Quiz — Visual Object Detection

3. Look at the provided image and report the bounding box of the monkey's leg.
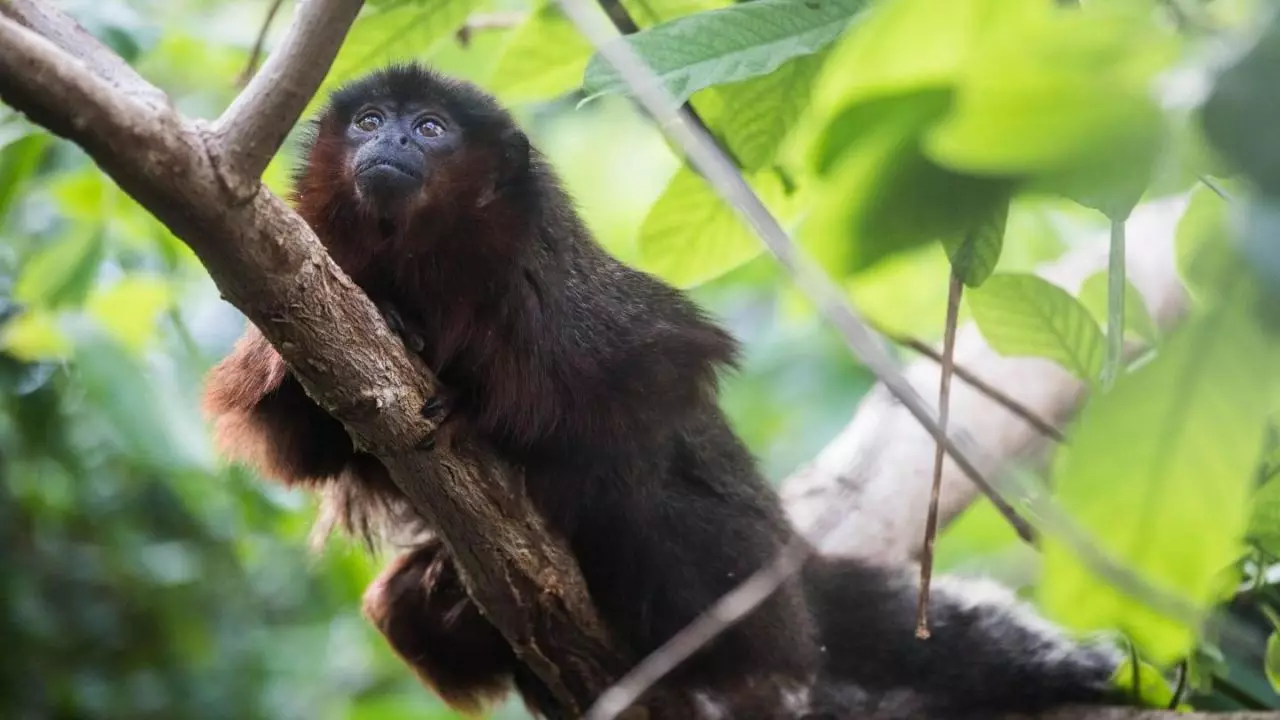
[363,539,561,718]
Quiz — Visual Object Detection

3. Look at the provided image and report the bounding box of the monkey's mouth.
[356,159,423,181]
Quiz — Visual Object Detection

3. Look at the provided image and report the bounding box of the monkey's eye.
[415,117,446,138]
[354,111,383,132]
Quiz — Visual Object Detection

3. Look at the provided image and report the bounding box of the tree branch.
[0,0,167,109]
[214,0,365,187]
[0,2,625,714]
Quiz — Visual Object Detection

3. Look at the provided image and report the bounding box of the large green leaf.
[637,167,796,287]
[488,5,595,102]
[1078,271,1158,344]
[805,91,1010,276]
[1039,303,1277,665]
[698,51,828,172]
[922,2,1177,220]
[967,272,1105,381]
[581,0,866,105]
[308,0,482,115]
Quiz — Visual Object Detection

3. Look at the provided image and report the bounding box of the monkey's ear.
[478,126,531,208]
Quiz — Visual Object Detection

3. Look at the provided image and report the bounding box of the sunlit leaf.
[1039,302,1277,665]
[923,3,1177,220]
[809,0,982,119]
[582,0,866,105]
[638,167,797,287]
[85,277,176,354]
[14,230,105,309]
[1251,475,1280,559]
[942,197,1007,288]
[488,5,594,102]
[311,0,482,114]
[0,309,72,361]
[967,273,1105,381]
[1078,271,1158,344]
[1175,182,1241,304]
[1111,654,1178,709]
[805,91,1011,276]
[699,51,827,171]
[623,0,732,25]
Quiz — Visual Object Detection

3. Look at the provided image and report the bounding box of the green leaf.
[622,0,732,26]
[1111,654,1178,709]
[637,167,796,288]
[1201,11,1280,200]
[1039,302,1277,665]
[809,0,985,119]
[85,277,175,354]
[922,3,1177,220]
[805,91,1011,276]
[1175,183,1241,304]
[0,309,73,362]
[488,5,594,102]
[1250,475,1280,557]
[582,0,867,106]
[1267,632,1280,693]
[967,273,1105,380]
[698,51,827,171]
[0,132,49,225]
[14,230,105,309]
[942,197,1007,288]
[1078,271,1158,344]
[310,0,481,114]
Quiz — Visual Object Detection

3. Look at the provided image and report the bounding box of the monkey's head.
[296,63,532,224]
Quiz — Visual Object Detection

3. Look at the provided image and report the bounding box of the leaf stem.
[1102,218,1126,389]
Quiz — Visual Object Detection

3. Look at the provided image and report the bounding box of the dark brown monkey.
[204,64,1126,719]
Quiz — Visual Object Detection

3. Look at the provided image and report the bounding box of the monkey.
[203,63,1127,719]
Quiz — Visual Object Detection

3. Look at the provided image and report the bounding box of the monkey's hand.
[378,301,426,354]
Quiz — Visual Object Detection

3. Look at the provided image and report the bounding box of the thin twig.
[1200,175,1232,202]
[915,272,963,639]
[213,0,365,189]
[237,0,286,87]
[874,322,1067,443]
[1102,218,1127,390]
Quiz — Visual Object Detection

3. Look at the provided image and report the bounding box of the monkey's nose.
[397,134,411,147]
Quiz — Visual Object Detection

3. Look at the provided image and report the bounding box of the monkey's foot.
[378,301,426,353]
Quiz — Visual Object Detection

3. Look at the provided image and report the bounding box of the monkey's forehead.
[324,63,506,127]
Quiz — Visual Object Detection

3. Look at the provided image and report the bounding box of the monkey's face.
[342,102,463,212]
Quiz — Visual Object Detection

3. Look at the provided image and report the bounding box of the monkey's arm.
[202,324,355,486]
[804,557,1124,716]
[363,539,561,718]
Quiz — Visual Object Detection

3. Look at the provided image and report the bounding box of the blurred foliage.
[7,0,1280,715]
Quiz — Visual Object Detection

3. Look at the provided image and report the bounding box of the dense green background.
[5,0,1280,717]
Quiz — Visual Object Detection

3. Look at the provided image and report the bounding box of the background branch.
[0,1,625,714]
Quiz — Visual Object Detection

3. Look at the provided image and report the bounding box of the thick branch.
[0,4,622,714]
[0,0,167,109]
[782,195,1192,563]
[214,0,365,186]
